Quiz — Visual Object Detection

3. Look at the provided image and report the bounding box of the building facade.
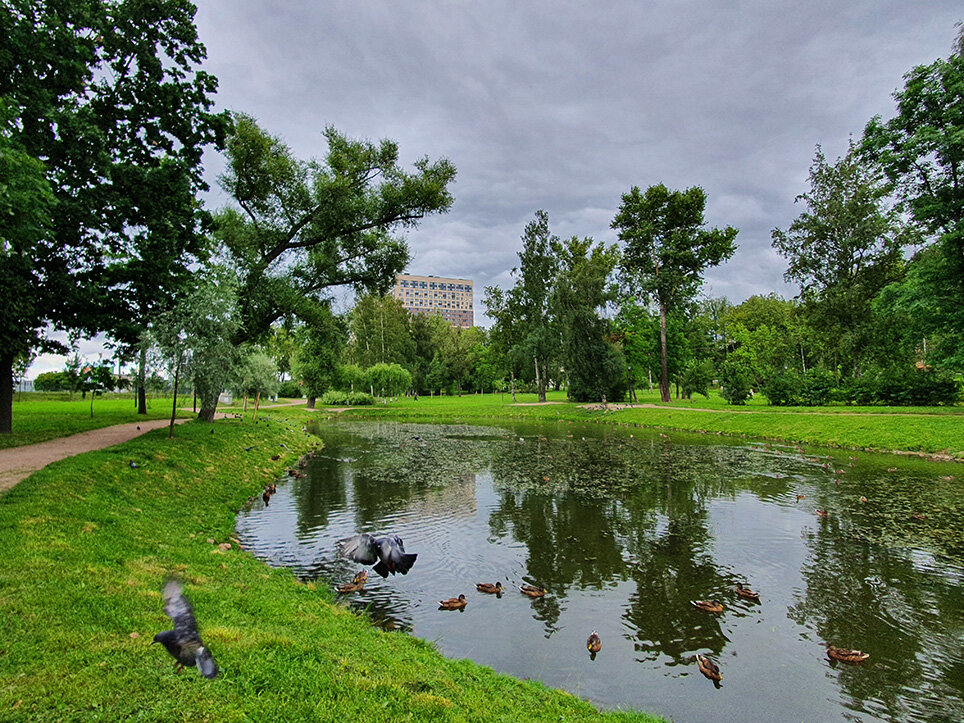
[392,274,474,327]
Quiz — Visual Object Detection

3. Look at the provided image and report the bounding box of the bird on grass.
[691,600,724,614]
[337,570,368,593]
[476,582,503,595]
[587,631,602,655]
[520,584,546,598]
[338,533,417,577]
[735,583,760,602]
[129,461,140,469]
[438,594,467,610]
[826,645,870,664]
[153,579,218,679]
[696,654,722,686]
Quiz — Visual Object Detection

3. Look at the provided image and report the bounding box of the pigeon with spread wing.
[153,578,219,679]
[338,533,417,577]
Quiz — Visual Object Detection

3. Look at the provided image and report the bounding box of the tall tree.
[772,145,912,376]
[613,184,738,402]
[551,236,624,402]
[296,306,347,408]
[214,114,455,346]
[485,211,560,402]
[862,28,964,370]
[0,0,227,433]
[347,294,415,369]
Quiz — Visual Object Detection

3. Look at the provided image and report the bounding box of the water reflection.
[236,420,964,722]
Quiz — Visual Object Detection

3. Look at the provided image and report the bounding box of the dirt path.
[0,399,311,494]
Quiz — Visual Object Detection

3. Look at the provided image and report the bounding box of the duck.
[816,509,829,518]
[826,645,870,664]
[734,583,760,601]
[520,584,546,598]
[587,631,602,654]
[337,570,368,593]
[476,582,503,594]
[438,594,467,610]
[696,653,722,683]
[691,600,724,614]
[261,490,271,505]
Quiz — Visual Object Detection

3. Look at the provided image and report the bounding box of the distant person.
[413,392,418,401]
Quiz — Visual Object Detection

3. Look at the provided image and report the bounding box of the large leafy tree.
[484,210,560,402]
[296,306,347,408]
[551,236,624,402]
[613,184,738,402]
[214,114,456,346]
[772,145,912,376]
[861,29,964,370]
[0,0,227,433]
[347,294,415,369]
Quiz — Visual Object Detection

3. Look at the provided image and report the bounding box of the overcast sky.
[29,1,962,377]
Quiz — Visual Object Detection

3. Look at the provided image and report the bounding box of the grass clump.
[0,412,662,722]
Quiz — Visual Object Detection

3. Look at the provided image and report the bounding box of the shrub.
[319,390,375,406]
[680,359,714,399]
[720,359,752,405]
[277,380,302,398]
[800,368,838,406]
[762,370,802,406]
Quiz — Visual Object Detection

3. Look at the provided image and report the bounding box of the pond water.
[236,420,964,722]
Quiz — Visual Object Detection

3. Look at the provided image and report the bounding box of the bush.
[680,359,714,399]
[319,390,375,406]
[277,380,302,398]
[800,368,838,406]
[874,366,961,406]
[720,360,752,405]
[762,370,802,406]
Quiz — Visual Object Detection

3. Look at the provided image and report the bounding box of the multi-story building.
[391,274,474,327]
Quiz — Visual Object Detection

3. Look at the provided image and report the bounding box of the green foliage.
[214,115,455,345]
[680,359,714,399]
[319,390,375,406]
[762,370,803,406]
[336,363,367,393]
[296,307,347,400]
[367,362,412,398]
[33,371,71,392]
[871,367,961,407]
[277,380,302,398]
[236,352,279,398]
[347,294,414,368]
[613,184,738,401]
[800,368,838,406]
[719,358,752,405]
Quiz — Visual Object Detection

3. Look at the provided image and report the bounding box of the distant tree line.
[4,7,962,436]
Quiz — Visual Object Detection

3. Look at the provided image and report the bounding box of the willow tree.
[613,184,738,402]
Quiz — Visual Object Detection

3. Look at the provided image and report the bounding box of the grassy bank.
[0,413,661,722]
[326,390,964,460]
[1,397,187,449]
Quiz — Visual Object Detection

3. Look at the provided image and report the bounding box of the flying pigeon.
[338,533,417,577]
[153,579,219,679]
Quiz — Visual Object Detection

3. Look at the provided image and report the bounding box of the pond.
[236,420,964,722]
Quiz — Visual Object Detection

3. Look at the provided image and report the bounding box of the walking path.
[0,399,307,494]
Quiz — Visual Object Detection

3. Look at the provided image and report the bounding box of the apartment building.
[392,274,474,327]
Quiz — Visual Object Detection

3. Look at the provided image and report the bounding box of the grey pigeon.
[153,579,218,679]
[339,533,417,577]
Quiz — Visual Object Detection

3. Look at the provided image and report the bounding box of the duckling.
[337,570,368,593]
[587,631,602,654]
[476,582,503,594]
[438,594,467,610]
[696,653,722,683]
[826,645,870,664]
[520,584,546,598]
[691,600,724,614]
[734,583,760,602]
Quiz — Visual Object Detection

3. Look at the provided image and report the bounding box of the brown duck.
[438,594,467,610]
[337,570,368,593]
[735,583,760,602]
[826,645,870,664]
[476,582,503,594]
[587,631,602,654]
[691,599,724,614]
[696,653,722,683]
[520,584,546,598]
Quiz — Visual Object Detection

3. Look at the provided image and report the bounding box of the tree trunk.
[169,358,180,439]
[534,356,546,403]
[511,372,516,402]
[197,405,217,422]
[243,394,248,412]
[253,391,261,421]
[658,304,670,402]
[306,396,316,409]
[0,352,14,434]
[137,345,148,415]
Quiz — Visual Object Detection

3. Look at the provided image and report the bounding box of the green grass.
[1,396,187,449]
[322,390,964,459]
[0,412,662,722]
